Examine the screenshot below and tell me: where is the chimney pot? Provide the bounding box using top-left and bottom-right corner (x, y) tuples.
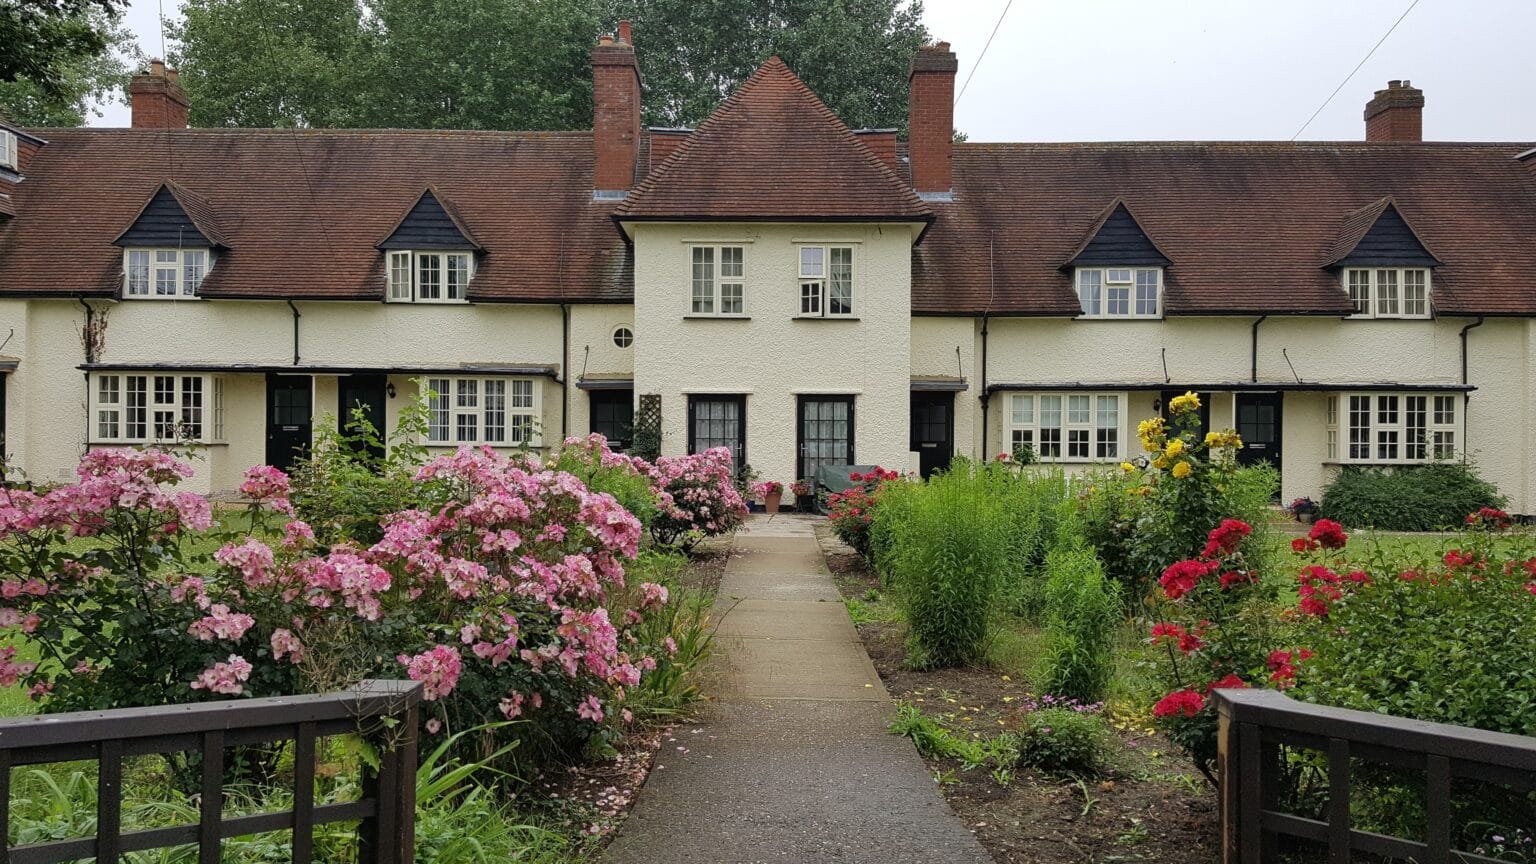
(129, 62), (191, 129)
(618, 20), (633, 45)
(1364, 78), (1424, 142)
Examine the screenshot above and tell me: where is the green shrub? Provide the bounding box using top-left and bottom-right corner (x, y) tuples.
(549, 433), (666, 529)
(994, 469), (1071, 622)
(289, 398), (433, 546)
(881, 460), (1010, 668)
(1320, 463), (1504, 531)
(887, 702), (986, 764)
(623, 550), (715, 721)
(1010, 706), (1113, 776)
(1037, 547), (1121, 702)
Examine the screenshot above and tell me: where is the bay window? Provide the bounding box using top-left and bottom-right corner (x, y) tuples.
(1327, 392), (1457, 463)
(92, 373), (223, 443)
(1343, 268), (1430, 318)
(123, 248), (208, 298)
(1006, 392), (1124, 461)
(1076, 268), (1161, 318)
(425, 377), (537, 446)
(387, 250), (474, 303)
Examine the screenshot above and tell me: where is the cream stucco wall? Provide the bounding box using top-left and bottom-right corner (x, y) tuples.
(567, 304), (637, 443)
(910, 316), (979, 464)
(632, 222), (918, 486)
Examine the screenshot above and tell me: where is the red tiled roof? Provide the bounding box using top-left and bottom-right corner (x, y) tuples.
(616, 58), (932, 225)
(0, 129), (629, 302)
(915, 141), (1536, 316)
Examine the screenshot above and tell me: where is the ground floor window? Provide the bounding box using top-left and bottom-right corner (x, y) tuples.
(1006, 392), (1123, 461)
(688, 394), (746, 468)
(589, 389), (634, 450)
(1328, 392), (1456, 463)
(425, 377), (537, 446)
(91, 373), (224, 444)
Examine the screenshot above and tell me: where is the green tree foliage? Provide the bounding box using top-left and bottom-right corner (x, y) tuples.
(612, 0), (929, 131)
(1, 0), (123, 97)
(167, 0), (929, 131)
(0, 4), (135, 126)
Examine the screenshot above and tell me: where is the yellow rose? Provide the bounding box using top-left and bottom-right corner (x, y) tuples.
(1119, 462), (1135, 472)
(1151, 455), (1170, 470)
(1168, 391), (1201, 415)
(1171, 461), (1192, 479)
(1164, 438), (1186, 457)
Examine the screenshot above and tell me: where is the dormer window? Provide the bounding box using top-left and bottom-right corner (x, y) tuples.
(0, 130), (16, 171)
(1076, 267), (1161, 318)
(387, 251), (474, 303)
(1344, 267), (1430, 318)
(123, 248), (208, 298)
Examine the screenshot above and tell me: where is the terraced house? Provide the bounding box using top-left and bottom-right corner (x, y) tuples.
(3, 28), (1536, 512)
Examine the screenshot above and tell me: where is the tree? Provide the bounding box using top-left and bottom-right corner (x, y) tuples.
(1, 0), (125, 99)
(609, 0), (929, 131)
(168, 0), (372, 127)
(0, 5), (135, 126)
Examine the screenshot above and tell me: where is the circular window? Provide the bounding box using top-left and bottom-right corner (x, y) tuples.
(612, 325), (634, 348)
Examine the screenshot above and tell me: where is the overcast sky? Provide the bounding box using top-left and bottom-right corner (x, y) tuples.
(93, 0), (1536, 142)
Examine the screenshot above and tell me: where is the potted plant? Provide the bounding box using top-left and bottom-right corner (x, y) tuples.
(790, 480), (813, 512)
(755, 480), (784, 514)
(1289, 496), (1319, 524)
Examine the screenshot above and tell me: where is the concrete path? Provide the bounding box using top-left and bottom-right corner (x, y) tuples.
(599, 514), (992, 864)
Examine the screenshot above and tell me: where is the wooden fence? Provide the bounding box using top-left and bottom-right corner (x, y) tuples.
(1216, 687), (1536, 864)
(0, 679), (422, 864)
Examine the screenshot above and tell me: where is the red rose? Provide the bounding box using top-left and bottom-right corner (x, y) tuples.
(1308, 519), (1348, 550)
(1205, 674), (1249, 694)
(1159, 559), (1217, 600)
(1153, 689), (1205, 718)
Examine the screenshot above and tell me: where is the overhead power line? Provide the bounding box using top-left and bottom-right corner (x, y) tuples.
(955, 0), (1016, 107)
(1291, 0), (1423, 140)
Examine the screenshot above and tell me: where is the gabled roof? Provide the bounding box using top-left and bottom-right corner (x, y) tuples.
(1063, 199), (1172, 269)
(0, 129), (629, 302)
(1323, 197), (1440, 268)
(377, 188), (482, 251)
(915, 141), (1536, 316)
(616, 58), (932, 227)
(112, 182), (230, 249)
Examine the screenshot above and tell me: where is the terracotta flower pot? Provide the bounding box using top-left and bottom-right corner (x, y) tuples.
(764, 490), (782, 514)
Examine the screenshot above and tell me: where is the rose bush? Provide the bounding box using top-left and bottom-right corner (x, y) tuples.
(826, 467), (901, 559)
(644, 448), (748, 551)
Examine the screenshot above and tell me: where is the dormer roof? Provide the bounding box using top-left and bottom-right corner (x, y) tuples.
(1323, 197), (1440, 268)
(1062, 199), (1172, 269)
(616, 58), (931, 229)
(112, 182), (229, 249)
(377, 187), (482, 251)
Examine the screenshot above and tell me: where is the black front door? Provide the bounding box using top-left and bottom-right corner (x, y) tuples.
(338, 374), (388, 460)
(266, 374), (312, 470)
(798, 395), (855, 483)
(910, 392), (953, 478)
(687, 394), (746, 469)
(1235, 393), (1282, 471)
(590, 389), (634, 450)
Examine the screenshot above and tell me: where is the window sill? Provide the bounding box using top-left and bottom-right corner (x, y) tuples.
(1074, 315), (1163, 321)
(88, 440), (227, 447)
(793, 315), (860, 321)
(1344, 315), (1433, 321)
(425, 442), (546, 450)
(119, 295), (204, 302)
(1323, 460), (1453, 467)
(683, 314), (751, 320)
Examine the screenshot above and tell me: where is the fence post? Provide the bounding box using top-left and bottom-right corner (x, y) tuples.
(358, 684), (420, 864)
(1217, 694), (1240, 864)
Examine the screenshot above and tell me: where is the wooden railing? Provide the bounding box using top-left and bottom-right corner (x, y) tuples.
(1216, 688), (1536, 864)
(0, 679), (422, 864)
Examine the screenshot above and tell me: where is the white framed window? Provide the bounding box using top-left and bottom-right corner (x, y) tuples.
(689, 245), (745, 315)
(122, 248), (208, 298)
(91, 373), (222, 443)
(0, 130), (16, 171)
(1006, 392), (1124, 462)
(386, 250), (474, 303)
(1326, 392), (1457, 464)
(1343, 268), (1431, 319)
(425, 377), (537, 446)
(798, 246), (854, 317)
(1076, 268), (1161, 318)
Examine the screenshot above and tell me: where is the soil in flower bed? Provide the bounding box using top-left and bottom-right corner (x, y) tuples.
(817, 522), (1220, 864)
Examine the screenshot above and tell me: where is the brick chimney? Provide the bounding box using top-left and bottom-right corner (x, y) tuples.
(908, 42), (957, 198)
(592, 23), (641, 196)
(1364, 80), (1423, 142)
(129, 60), (190, 129)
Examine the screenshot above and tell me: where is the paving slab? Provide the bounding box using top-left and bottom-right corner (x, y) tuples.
(598, 514), (991, 864)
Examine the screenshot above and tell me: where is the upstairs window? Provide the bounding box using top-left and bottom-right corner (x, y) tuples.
(123, 248), (208, 298)
(1327, 392), (1456, 463)
(1006, 392), (1124, 461)
(689, 246), (745, 315)
(1344, 268), (1430, 318)
(798, 246), (854, 317)
(387, 251), (474, 303)
(92, 373), (224, 443)
(1076, 267), (1161, 318)
(424, 376), (537, 446)
(0, 130), (16, 171)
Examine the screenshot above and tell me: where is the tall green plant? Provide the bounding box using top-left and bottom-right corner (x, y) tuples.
(1037, 546), (1121, 702)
